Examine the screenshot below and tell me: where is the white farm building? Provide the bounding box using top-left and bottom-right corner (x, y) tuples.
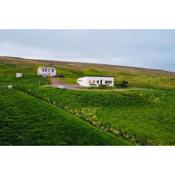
(37, 67), (56, 77)
(16, 72), (23, 78)
(77, 76), (114, 87)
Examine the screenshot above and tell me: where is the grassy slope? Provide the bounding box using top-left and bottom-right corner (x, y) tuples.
(1, 56), (175, 89)
(23, 87), (175, 145)
(1, 56), (175, 145)
(0, 88), (128, 145)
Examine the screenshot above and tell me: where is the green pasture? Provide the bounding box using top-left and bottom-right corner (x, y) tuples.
(0, 56), (175, 145)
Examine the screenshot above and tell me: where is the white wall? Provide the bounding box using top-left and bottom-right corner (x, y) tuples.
(16, 73), (23, 78)
(77, 77), (114, 87)
(37, 67), (56, 77)
(77, 77), (89, 87)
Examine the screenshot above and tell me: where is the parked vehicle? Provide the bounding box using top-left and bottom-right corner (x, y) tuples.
(120, 81), (129, 88)
(58, 73), (65, 78)
(57, 85), (65, 89)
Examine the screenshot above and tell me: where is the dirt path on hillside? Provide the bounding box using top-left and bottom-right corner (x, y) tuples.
(49, 78), (80, 90)
(49, 78), (147, 92)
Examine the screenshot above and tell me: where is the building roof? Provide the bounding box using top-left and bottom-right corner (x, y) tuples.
(78, 76), (114, 78)
(38, 66), (56, 69)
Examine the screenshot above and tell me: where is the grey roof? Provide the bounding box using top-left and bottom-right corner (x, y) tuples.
(38, 66), (56, 69)
(79, 76), (114, 78)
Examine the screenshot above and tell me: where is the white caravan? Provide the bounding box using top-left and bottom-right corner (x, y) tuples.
(77, 76), (114, 87)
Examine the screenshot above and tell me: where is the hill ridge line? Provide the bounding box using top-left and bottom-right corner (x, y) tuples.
(0, 55), (174, 74)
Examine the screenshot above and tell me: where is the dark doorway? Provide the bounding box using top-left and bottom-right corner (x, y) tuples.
(100, 80), (102, 85)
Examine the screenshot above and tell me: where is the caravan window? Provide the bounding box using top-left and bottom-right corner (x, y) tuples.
(105, 81), (112, 84)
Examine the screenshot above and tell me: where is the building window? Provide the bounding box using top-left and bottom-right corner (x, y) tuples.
(105, 81), (112, 84)
(52, 69), (54, 72)
(97, 80), (99, 83)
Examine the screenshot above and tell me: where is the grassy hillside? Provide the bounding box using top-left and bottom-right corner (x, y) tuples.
(0, 56), (175, 145)
(0, 56), (175, 89)
(0, 88), (127, 145)
(20, 87), (175, 145)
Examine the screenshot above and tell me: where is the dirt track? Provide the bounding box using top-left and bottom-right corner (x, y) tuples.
(49, 78), (80, 90)
(48, 78), (141, 92)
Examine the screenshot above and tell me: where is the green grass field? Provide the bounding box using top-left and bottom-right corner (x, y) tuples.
(0, 56), (175, 145)
(0, 88), (127, 145)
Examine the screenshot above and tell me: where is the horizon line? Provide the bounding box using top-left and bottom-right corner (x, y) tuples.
(0, 55), (175, 74)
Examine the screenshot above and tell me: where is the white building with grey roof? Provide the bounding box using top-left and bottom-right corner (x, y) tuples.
(37, 67), (56, 77)
(77, 76), (114, 87)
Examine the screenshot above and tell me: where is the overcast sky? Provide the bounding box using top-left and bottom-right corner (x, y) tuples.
(0, 29), (175, 72)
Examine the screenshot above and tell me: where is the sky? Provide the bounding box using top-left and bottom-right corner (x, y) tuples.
(0, 29), (175, 72)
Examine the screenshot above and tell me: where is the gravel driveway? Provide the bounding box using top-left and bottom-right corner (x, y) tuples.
(50, 78), (80, 90)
